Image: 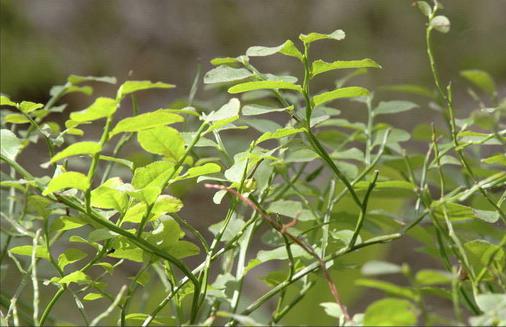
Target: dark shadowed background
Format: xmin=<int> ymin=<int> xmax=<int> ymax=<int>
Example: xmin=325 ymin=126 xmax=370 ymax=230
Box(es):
xmin=1 ymin=0 xmax=505 ymax=325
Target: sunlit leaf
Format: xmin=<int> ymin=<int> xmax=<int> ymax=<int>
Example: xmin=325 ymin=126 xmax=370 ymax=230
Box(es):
xmin=364 ymin=298 xmax=417 ymax=326
xmin=110 ymin=110 xmax=184 ymax=136
xmin=461 ymin=69 xmax=496 ymax=95
xmin=246 ymin=40 xmax=303 ymax=61
xmin=137 ymin=126 xmax=185 ymax=162
xmin=50 ymin=141 xmax=102 ymax=163
xmin=42 ymin=171 xmax=90 ymax=195
xmin=117 ymin=80 xmax=175 ymax=99
xmin=58 ymin=248 xmax=87 ymax=270
xmin=69 ymin=97 xmax=118 ymax=123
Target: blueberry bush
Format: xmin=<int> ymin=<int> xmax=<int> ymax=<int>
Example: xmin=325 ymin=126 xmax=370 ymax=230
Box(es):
xmin=0 ymin=1 xmax=505 ymax=326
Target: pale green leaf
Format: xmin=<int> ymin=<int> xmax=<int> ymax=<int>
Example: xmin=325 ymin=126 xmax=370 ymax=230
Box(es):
xmin=50 ymin=141 xmax=102 ymax=163
xmin=374 ymin=101 xmax=418 ymax=115
xmin=300 ymin=29 xmax=345 ymax=44
xmin=461 ymin=69 xmax=496 ymax=95
xmin=110 ymin=109 xmax=184 ymax=136
xmin=311 ymin=58 xmax=381 ymax=77
xmin=50 ymin=216 xmax=86 ymax=234
xmin=361 ymin=261 xmax=402 ymax=276
xmin=205 ymin=98 xmax=240 ymax=122
xmin=117 ymin=80 xmax=175 ymax=99
xmin=356 ymin=278 xmax=417 ymax=300
xmin=68 ymin=74 xmax=116 ymax=85
xmin=42 ymin=171 xmax=90 ymax=195
xmin=246 ymin=40 xmax=303 ymax=61
xmin=242 ymin=104 xmax=292 ymax=116
xmin=268 ymin=200 xmax=314 ymax=221
xmin=312 ymin=86 xmax=369 ymax=107
xmin=430 ymin=15 xmax=450 ymax=33
xmin=415 ymin=269 xmax=452 ymax=285
xmin=204 ymin=65 xmax=253 ymax=84
xmin=416 ymin=1 xmax=432 ymax=17
xmin=228 ymin=81 xmax=303 ymax=94
xmin=0 ymin=129 xmax=22 ymax=160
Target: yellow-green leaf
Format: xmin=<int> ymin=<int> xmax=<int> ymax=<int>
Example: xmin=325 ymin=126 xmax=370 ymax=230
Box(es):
xmin=110 ymin=109 xmax=184 ymax=136
xmin=69 ymin=97 xmax=118 ymax=123
xmin=311 ymin=58 xmax=381 ymax=77
xmin=299 ymin=29 xmax=345 ymax=44
xmin=312 ymin=86 xmax=369 ymax=107
xmin=228 ymin=81 xmax=303 ymax=94
xmin=117 ymin=80 xmax=175 ymax=99
xmin=137 ymin=126 xmax=185 ymax=162
xmin=42 ymin=172 xmax=90 ymax=195
xmin=246 ymin=40 xmax=303 ymax=61
xmin=50 ymin=141 xmax=102 ymax=163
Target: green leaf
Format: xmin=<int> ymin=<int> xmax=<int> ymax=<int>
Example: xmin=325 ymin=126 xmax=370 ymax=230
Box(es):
xmin=203 ymin=65 xmax=253 ymax=84
xmin=299 ymin=29 xmax=345 ymax=44
xmin=431 ymin=202 xmax=500 ymax=223
xmin=177 ymin=163 xmax=221 ymax=181
xmin=464 ymin=239 xmax=505 ymax=278
xmin=58 ymin=248 xmax=87 ymax=270
xmin=137 ymin=126 xmax=185 ymax=162
xmin=415 ymin=269 xmax=452 ymax=285
xmin=146 ymin=218 xmax=199 ymax=259
xmin=50 ymin=141 xmax=102 ymax=163
xmin=69 ymin=97 xmax=118 ymax=123
xmin=110 ymin=109 xmax=184 ymax=137
xmin=122 ymin=195 xmax=183 ymax=224
xmin=209 ymin=219 xmax=245 ymax=243
xmin=26 ymin=195 xmax=52 ymax=218
xmin=228 ymin=81 xmax=302 ymax=94
xmin=482 ymin=154 xmax=506 ymax=167
xmin=132 ymin=161 xmax=175 ymax=190
xmin=460 ymin=69 xmax=496 ymax=95
xmin=364 ymin=298 xmax=417 ymax=326
xmin=416 ymin=1 xmax=432 ymax=17
xmin=311 ymin=58 xmax=381 ymax=77
xmin=90 ymin=177 xmax=129 ymax=212
xmin=205 ymin=98 xmax=240 ymax=122
xmin=4 ymin=114 xmax=30 ymax=124
xmin=361 ymin=260 xmax=402 ymax=276
xmin=381 ymin=84 xmax=435 ymax=98
xmin=268 ymin=200 xmax=315 ymax=221
xmin=430 ymin=15 xmax=451 ymax=33
xmin=116 ymin=80 xmax=175 ymax=99
xmin=68 ymin=74 xmax=116 ymax=85
xmin=9 ymin=245 xmax=49 ymax=260
xmin=246 ymin=40 xmax=303 ymax=61
xmin=312 ymin=87 xmax=369 ymax=107
xmin=83 ymin=293 xmax=104 ymax=301
xmin=19 ymin=101 xmax=44 ymax=114
xmin=320 ymin=302 xmax=345 ymax=319
xmin=472 ymin=209 xmax=500 ymax=224
xmin=0 ymin=95 xmax=17 ymax=107
xmin=0 ymin=129 xmax=22 ymax=160
xmin=210 ymin=56 xmax=241 ymax=66
xmin=356 ymin=278 xmax=418 ymax=300
xmin=242 ymin=104 xmax=292 ymax=116
xmin=256 ymin=127 xmax=304 ymax=144
xmin=42 ymin=171 xmax=90 ymax=195
xmin=50 ymin=216 xmax=86 ymax=234
xmin=55 ymin=271 xmax=90 ymax=286
xmin=374 ymin=101 xmax=418 ymax=115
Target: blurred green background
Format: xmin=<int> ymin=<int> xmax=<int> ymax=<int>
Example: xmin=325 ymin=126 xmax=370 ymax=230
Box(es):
xmin=1 ymin=0 xmax=505 ymax=325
